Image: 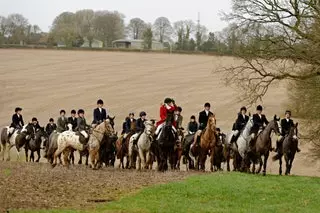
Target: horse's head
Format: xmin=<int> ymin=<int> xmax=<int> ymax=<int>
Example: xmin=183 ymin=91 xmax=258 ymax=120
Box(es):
xmin=144 ymin=120 xmax=154 ymax=136
xmin=292 ymin=123 xmax=299 ymax=140
xmin=217 ymin=133 xmax=226 ymax=146
xmin=36 ymin=127 xmax=48 ymax=144
xmin=108 ymin=116 xmax=115 ymax=129
xmin=67 ymin=123 xmax=73 ymax=131
xmin=102 ymin=119 xmax=116 ymax=136
xmin=21 ymin=124 xmax=33 ymax=136
xmin=207 ymin=115 xmax=216 ymax=132
xmin=273 ymin=115 xmax=281 ymax=136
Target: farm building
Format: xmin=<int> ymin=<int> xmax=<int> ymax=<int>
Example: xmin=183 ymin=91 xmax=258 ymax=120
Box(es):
xmin=81 ymin=38 xmax=103 ymax=48
xmin=112 ymin=39 xmax=164 ymax=50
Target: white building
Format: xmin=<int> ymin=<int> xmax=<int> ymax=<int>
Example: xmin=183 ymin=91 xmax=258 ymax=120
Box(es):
xmin=112 ymin=39 xmax=164 ymax=50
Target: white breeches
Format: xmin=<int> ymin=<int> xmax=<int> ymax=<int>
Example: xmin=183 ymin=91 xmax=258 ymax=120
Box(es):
xmin=9 ymin=127 xmax=14 ymax=134
xmin=80 ymin=130 xmax=88 ymax=138
xmin=233 ymin=130 xmax=239 ymax=137
xmin=155 ymin=123 xmax=177 ymax=135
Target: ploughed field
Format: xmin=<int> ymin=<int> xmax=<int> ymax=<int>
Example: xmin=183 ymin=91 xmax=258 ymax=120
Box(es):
xmin=0 ymin=49 xmax=320 ymax=211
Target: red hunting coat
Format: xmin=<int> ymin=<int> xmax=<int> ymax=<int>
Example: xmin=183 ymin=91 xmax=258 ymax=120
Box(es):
xmin=156 ymin=104 xmax=177 ymax=127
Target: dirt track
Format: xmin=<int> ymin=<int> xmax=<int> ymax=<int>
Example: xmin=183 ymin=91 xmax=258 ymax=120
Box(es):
xmin=0 ymin=49 xmax=320 ymax=210
xmin=0 ymin=161 xmax=194 ymax=211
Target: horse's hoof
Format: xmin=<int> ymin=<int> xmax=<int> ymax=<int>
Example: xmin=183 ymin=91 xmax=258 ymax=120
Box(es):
xmin=51 ymin=163 xmax=57 ymax=168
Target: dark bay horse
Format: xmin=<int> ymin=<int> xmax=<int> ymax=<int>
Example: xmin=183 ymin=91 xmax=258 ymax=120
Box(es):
xmin=157 ymin=121 xmax=176 ymax=172
xmin=251 ymin=115 xmax=280 ymax=175
xmin=273 ymin=123 xmax=299 ymax=175
xmin=25 ymin=127 xmax=48 ymax=162
xmin=116 ymin=124 xmax=136 ymax=169
xmin=99 ymin=134 xmax=118 ymax=167
xmin=199 ymin=115 xmax=217 ymax=171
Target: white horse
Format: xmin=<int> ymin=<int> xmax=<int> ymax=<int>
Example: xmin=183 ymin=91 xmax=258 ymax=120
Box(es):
xmin=130 ymin=121 xmax=155 ymax=170
xmin=0 ymin=124 xmax=30 ymax=161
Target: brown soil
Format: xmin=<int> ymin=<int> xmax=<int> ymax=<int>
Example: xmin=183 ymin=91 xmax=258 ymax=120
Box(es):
xmin=0 ymin=161 xmax=195 ymax=211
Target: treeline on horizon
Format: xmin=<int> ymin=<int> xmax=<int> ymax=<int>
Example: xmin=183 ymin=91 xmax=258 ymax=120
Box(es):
xmin=0 ymin=9 xmax=253 ymax=54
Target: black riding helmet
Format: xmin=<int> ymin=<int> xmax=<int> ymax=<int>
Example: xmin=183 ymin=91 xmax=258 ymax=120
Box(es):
xmin=129 ymin=112 xmax=134 ymax=116
xmin=285 ymin=110 xmax=291 ymax=116
xmin=49 ymin=118 xmax=54 ymax=122
xmin=71 ymin=109 xmax=76 ymax=114
xmin=97 ymin=99 xmax=104 ymax=105
xmin=176 ymin=106 xmax=182 ymax=112
xmin=204 ymin=103 xmax=211 ymax=108
xmin=140 ymin=111 xmax=146 ymax=117
xmin=164 ymin=98 xmax=172 ymax=104
xmin=60 ymin=109 xmax=66 ymax=114
xmin=32 ymin=117 xmax=38 ymax=122
xmin=190 ymin=115 xmax=196 ymax=120
xmin=256 ymin=105 xmax=263 ymax=111
xmin=78 ymin=109 xmax=85 ymax=114
xmin=15 ymin=107 xmax=22 ymax=112
xmin=240 ymin=106 xmax=247 ymax=112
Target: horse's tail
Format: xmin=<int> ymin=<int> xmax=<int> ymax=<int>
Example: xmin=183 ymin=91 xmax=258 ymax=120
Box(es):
xmin=272 ymin=153 xmax=281 ymax=161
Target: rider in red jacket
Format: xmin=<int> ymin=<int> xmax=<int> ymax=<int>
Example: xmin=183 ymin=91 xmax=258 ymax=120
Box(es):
xmin=155 ymin=98 xmax=177 ymax=139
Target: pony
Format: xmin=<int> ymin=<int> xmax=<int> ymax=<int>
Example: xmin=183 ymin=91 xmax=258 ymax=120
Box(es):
xmin=25 ymin=127 xmax=48 ymax=162
xmin=251 ymin=115 xmax=280 ymax=175
xmin=213 ymin=132 xmax=227 ymax=171
xmin=156 ymin=118 xmax=176 ymax=172
xmin=186 ymin=134 xmax=201 ymax=170
xmin=272 ymin=123 xmax=299 ymax=175
xmin=0 ymin=124 xmax=32 ymax=161
xmin=116 ymin=122 xmax=136 ymax=169
xmin=133 ymin=120 xmax=155 ymax=170
xmin=88 ymin=120 xmax=116 ymax=169
xmin=170 ymin=128 xmax=184 ymax=170
xmin=199 ymin=115 xmax=217 ymax=171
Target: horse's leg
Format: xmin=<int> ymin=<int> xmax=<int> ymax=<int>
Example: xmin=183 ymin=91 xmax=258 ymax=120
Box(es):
xmin=52 ymin=148 xmax=63 ymax=168
xmin=210 ymin=148 xmax=215 ymax=172
xmin=25 ymin=147 xmax=29 ymax=162
xmin=85 ymin=152 xmax=89 ymax=166
xmin=36 ymin=149 xmax=41 ymax=162
xmin=62 ymin=149 xmax=70 ymax=168
xmin=138 ymin=148 xmax=144 ymax=170
xmin=289 ymin=154 xmax=295 ymax=175
xmin=226 ymin=152 xmax=230 ymax=172
xmin=78 ymin=150 xmax=83 ymax=165
xmin=146 ymin=151 xmax=151 ymax=170
xmin=1 ymin=143 xmax=6 ymax=161
xmin=30 ymin=151 xmax=34 ymax=162
xmin=6 ymin=144 xmax=12 ymax=161
xmin=262 ymin=152 xmax=269 ymax=176
xmin=256 ymin=155 xmax=263 ymax=174
xmin=279 ymin=154 xmax=283 ymax=175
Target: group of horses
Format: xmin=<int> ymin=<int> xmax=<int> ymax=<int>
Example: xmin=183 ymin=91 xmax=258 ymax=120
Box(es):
xmin=0 ymin=114 xmax=299 ymax=175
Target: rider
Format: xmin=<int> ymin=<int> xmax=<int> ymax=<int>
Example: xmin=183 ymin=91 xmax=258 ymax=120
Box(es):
xmin=155 ymin=98 xmax=177 ymax=140
xmin=56 ymin=110 xmax=68 ymax=133
xmin=9 ymin=107 xmax=24 ymax=138
xmin=174 ymin=106 xmax=184 ymax=130
xmin=45 ymin=118 xmax=57 ymax=136
xmin=92 ymin=99 xmax=107 ymax=126
xmin=30 ymin=117 xmax=41 ymax=139
xmin=75 ymin=109 xmax=91 ymax=143
xmin=68 ymin=109 xmax=77 ymax=131
xmin=193 ymin=102 xmax=214 ymax=145
xmin=123 ymin=112 xmax=136 ymax=143
xmin=230 ymin=106 xmax=249 ymax=143
xmin=187 ymin=115 xmax=198 ymax=135
xmin=276 ymin=110 xmax=301 ymax=152
xmin=131 ymin=111 xmax=147 ymax=145
xmin=251 ymin=105 xmax=269 ymax=140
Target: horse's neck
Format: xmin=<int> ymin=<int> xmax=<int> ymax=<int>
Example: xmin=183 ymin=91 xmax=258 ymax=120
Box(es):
xmin=242 ymin=123 xmax=252 ymax=137
xmin=262 ymin=123 xmax=273 ymax=137
xmin=203 ymin=126 xmax=215 ymax=140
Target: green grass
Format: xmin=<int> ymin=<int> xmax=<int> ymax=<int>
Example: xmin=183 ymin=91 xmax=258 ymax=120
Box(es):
xmin=3 ymin=168 xmax=11 ymax=176
xmin=12 ymin=173 xmax=320 ymax=213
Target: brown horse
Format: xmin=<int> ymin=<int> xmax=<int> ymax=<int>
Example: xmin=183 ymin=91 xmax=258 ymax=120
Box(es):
xmin=199 ymin=115 xmax=217 ymax=171
xmin=251 ymin=115 xmax=280 ymax=175
xmin=116 ymin=122 xmax=136 ymax=169
xmin=170 ymin=128 xmax=184 ymax=170
xmin=273 ymin=123 xmax=299 ymax=175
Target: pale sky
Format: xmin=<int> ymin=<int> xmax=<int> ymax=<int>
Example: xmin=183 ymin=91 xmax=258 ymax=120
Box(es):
xmin=0 ymin=0 xmax=231 ymax=33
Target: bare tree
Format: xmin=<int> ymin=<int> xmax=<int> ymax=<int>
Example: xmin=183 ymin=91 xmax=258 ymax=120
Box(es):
xmin=153 ymin=17 xmax=172 ymax=43
xmin=127 ymin=18 xmax=146 ymax=39
xmin=6 ymin=13 xmax=29 ymax=44
xmin=219 ymin=0 xmax=320 ymax=105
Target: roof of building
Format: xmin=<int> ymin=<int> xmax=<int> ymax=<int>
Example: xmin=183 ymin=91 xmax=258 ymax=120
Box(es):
xmin=112 ymin=39 xmax=163 ymax=44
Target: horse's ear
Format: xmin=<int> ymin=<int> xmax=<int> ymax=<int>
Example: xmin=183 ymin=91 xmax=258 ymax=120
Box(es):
xmin=249 ymin=112 xmax=251 ymax=117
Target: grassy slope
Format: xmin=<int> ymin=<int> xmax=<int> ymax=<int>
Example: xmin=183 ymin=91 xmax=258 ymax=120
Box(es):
xmin=13 ymin=173 xmax=320 ymax=213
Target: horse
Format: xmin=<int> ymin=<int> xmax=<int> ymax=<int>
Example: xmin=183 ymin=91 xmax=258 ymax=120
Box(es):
xmin=0 ymin=124 xmax=32 ymax=161
xmin=99 ymin=134 xmax=118 ymax=167
xmin=116 ymin=122 xmax=136 ymax=169
xmin=251 ymin=115 xmax=281 ymax=175
xmin=156 ymin=120 xmax=176 ymax=172
xmin=213 ymin=133 xmax=227 ymax=171
xmin=133 ymin=120 xmax=155 ymax=170
xmin=184 ymin=134 xmax=200 ymax=170
xmin=25 ymin=127 xmax=48 ymax=162
xmin=52 ymin=120 xmax=114 ymax=169
xmin=272 ymin=123 xmax=299 ymax=175
xmin=229 ymin=116 xmax=254 ymax=172
xmin=199 ymin=115 xmax=217 ymax=172
xmin=88 ymin=120 xmax=116 ymax=169
xmin=170 ymin=128 xmax=184 ymax=170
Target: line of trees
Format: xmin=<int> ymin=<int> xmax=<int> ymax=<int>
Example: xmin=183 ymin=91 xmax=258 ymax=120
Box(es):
xmin=0 ymin=10 xmax=245 ymax=53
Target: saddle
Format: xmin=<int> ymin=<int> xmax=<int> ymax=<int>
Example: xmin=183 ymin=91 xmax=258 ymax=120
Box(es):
xmin=76 ymin=132 xmax=89 ymax=145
